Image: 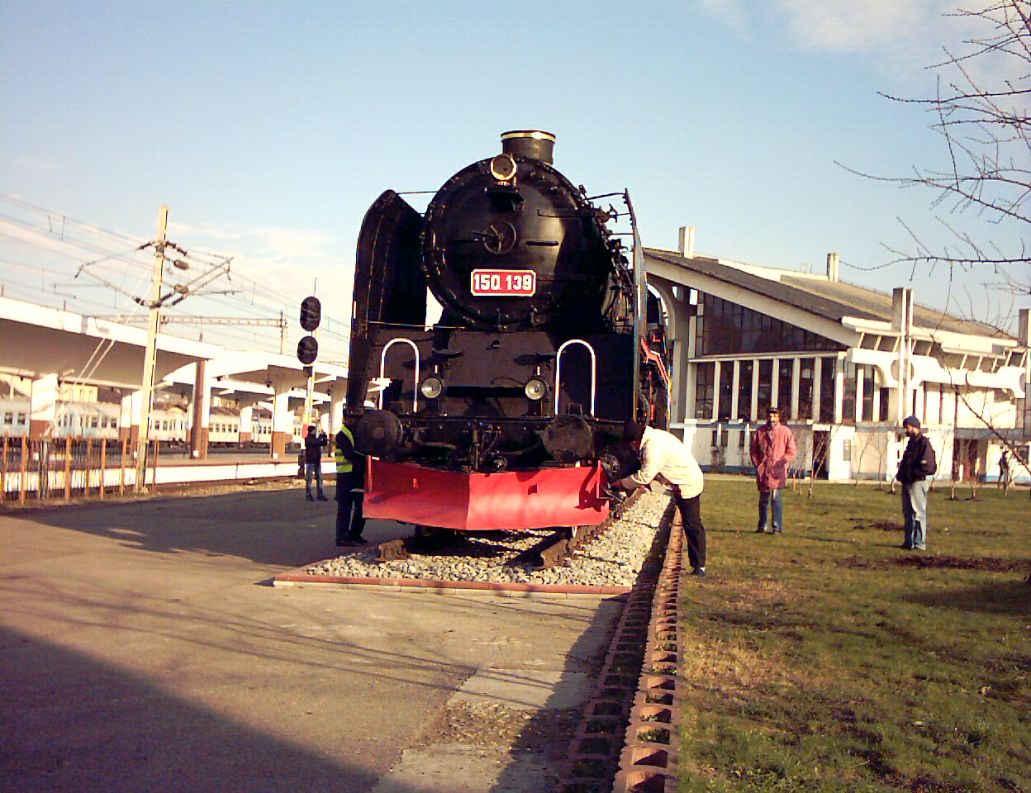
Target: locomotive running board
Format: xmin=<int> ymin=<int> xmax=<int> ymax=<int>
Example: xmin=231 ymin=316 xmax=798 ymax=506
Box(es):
xmin=364 ymin=460 xmax=610 ymax=531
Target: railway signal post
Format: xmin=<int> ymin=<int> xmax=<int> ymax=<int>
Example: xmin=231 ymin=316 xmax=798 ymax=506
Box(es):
xmin=298 ymin=295 xmax=321 ymax=427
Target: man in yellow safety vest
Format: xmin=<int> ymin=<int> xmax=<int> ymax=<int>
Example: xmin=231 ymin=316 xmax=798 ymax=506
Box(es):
xmin=334 ymin=422 xmax=366 ymax=546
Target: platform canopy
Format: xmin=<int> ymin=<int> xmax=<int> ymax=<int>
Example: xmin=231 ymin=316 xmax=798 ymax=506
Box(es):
xmin=0 ymin=296 xmax=222 ymax=389
xmin=161 ymin=350 xmax=349 ymax=396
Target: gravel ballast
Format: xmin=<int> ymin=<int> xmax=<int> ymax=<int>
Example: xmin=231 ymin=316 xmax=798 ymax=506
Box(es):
xmin=305 ymin=487 xmax=674 ymax=588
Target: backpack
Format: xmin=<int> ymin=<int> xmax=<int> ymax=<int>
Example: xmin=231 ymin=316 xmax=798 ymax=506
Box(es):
xmin=921 ymin=442 xmax=937 ymax=477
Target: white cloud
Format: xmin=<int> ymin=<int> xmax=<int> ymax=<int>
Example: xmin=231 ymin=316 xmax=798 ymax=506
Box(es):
xmin=171 ymin=220 xmax=345 ymax=296
xmin=705 ymin=1 xmax=981 ymax=62
xmin=11 ymin=155 xmax=61 ymax=174
xmin=175 ymin=221 xmax=334 ymax=263
xmin=699 ymin=0 xmax=749 ymax=35
xmin=704 ymin=0 xmax=1024 ymax=91
xmin=778 ymin=0 xmax=954 ymax=53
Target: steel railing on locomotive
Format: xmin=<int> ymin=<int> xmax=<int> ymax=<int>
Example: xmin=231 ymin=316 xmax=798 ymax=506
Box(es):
xmin=346 ymin=131 xmax=663 ymax=530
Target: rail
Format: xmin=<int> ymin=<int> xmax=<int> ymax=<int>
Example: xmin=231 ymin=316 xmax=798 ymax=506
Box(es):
xmin=379 ymin=338 xmax=421 ymax=413
xmin=555 ymin=338 xmax=597 ymax=416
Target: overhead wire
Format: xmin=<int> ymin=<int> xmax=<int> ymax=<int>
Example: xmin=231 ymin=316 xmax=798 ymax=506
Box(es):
xmin=0 ymin=196 xmax=353 ymax=357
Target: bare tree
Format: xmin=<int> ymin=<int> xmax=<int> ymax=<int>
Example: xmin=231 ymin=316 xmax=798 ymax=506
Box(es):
xmin=791 ymin=427 xmax=812 ymax=493
xmin=873 ymin=430 xmax=891 ymax=488
xmin=808 ymin=430 xmax=831 ymax=500
xmin=846 ymin=1 xmax=1030 ymax=504
xmin=841 ymin=0 xmax=1030 ymax=316
xmin=852 ymin=428 xmax=880 ymax=487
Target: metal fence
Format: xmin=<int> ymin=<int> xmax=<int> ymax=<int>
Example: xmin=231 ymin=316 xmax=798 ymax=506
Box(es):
xmin=0 ymin=436 xmax=161 ymax=504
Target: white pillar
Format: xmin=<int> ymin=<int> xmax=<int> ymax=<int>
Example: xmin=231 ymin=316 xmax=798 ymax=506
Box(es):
xmin=791 ymin=358 xmax=801 ymax=421
xmin=270 ymin=382 xmax=293 ymax=460
xmin=119 ymin=390 xmax=142 ymax=445
xmin=749 ymin=359 xmax=759 ymax=422
xmin=893 ymin=287 xmax=914 ymax=424
xmin=239 ymin=404 xmax=254 ymax=443
xmin=813 ymin=359 xmax=823 ymax=423
xmin=661 ymin=284 xmax=694 ymax=427
xmin=189 ymin=359 xmax=211 ymax=459
xmin=329 ymin=382 xmax=345 ymax=434
xmin=711 ymin=361 xmax=722 ymax=420
xmin=682 ymin=308 xmax=698 ymax=423
xmin=834 ymin=354 xmax=845 ymax=425
xmin=29 ymin=373 xmax=59 ymax=438
xmin=1019 ymin=308 xmax=1030 ymax=435
xmin=730 ymin=361 xmax=740 ymax=420
xmin=856 ymin=366 xmax=866 ymax=423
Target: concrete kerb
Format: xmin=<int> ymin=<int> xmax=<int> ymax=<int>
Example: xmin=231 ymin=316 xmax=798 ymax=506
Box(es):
xmin=273 ymin=557 xmax=633 ymax=599
xmin=557 ymin=497 xmax=678 ymax=793
xmin=610 ymin=509 xmax=686 ymax=793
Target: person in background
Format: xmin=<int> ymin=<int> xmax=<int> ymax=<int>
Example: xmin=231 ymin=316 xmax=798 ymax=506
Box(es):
xmin=998 ymin=449 xmax=1010 ymax=490
xmin=749 ymin=406 xmax=797 ymax=535
xmin=334 ymin=421 xmax=367 ymax=546
xmin=895 ymin=416 xmax=935 ymax=551
xmin=304 ymin=424 xmax=329 ymax=502
xmin=617 ymin=420 xmax=708 ymax=577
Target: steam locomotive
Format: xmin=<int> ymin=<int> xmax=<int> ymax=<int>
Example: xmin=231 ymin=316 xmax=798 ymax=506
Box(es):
xmin=347 ymin=131 xmax=669 ymax=531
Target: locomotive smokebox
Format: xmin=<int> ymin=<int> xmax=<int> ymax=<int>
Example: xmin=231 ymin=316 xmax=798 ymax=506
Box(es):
xmin=501 ymin=130 xmax=555 ymax=164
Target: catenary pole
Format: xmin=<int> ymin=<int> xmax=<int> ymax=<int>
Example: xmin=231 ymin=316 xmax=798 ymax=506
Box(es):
xmin=134 ymin=205 xmax=169 ymax=492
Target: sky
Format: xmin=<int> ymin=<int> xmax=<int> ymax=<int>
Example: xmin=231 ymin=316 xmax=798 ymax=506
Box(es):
xmin=1 ymin=0 xmax=1027 ymax=362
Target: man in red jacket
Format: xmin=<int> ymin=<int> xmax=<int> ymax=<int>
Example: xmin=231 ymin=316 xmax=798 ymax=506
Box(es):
xmin=749 ymin=407 xmax=797 ymax=535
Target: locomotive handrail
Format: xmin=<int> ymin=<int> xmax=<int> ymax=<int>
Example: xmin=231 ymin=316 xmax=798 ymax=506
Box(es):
xmin=379 ymin=338 xmax=421 ymax=412
xmin=555 ymin=339 xmax=596 ymax=416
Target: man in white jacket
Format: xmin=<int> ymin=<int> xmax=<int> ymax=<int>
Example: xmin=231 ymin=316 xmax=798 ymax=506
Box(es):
xmin=617 ymin=421 xmax=707 ymax=577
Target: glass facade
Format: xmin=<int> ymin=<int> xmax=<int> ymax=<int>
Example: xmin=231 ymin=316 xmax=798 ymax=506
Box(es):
xmin=777 ymin=359 xmax=793 ymax=418
xmin=842 ymin=361 xmax=857 ymax=424
xmin=717 ymin=362 xmax=733 ymax=421
xmin=757 ymin=359 xmax=773 ymax=415
xmin=690 ymin=354 xmax=854 ymax=426
xmin=799 ymin=358 xmax=814 ymax=420
xmin=695 ymin=362 xmax=714 ymax=420
xmin=697 ymin=295 xmax=844 ymax=355
xmin=859 ymin=365 xmax=875 ymax=421
xmin=684 ymin=292 xmax=908 ymax=431
xmin=737 ymin=361 xmax=753 ymax=420
xmin=818 ymin=358 xmax=836 ymax=423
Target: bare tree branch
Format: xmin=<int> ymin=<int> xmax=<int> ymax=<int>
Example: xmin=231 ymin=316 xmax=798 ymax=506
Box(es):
xmin=841 ymin=0 xmax=1030 ymax=314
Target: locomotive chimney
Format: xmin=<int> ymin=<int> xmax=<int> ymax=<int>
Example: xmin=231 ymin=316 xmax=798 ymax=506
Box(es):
xmin=500 ymin=130 xmax=556 ymax=164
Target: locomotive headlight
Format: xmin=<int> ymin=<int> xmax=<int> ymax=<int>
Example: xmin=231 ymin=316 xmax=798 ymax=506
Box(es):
xmin=420 ymin=376 xmax=444 ymax=400
xmin=524 ymin=377 xmax=547 ymax=401
xmin=490 ymin=153 xmax=517 ymax=182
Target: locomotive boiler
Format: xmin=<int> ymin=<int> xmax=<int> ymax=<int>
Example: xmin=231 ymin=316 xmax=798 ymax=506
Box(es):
xmin=347 ymin=130 xmax=669 ymax=531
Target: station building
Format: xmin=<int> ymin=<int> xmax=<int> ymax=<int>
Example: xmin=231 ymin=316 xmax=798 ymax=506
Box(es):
xmin=646 ymin=230 xmax=1030 ymax=483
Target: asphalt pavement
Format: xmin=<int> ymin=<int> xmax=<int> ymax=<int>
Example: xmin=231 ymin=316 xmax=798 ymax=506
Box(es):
xmin=0 ymin=485 xmax=621 ymax=792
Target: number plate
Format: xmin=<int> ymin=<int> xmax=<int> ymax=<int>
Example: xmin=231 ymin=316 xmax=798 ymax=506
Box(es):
xmin=470 ymin=269 xmax=536 ymax=297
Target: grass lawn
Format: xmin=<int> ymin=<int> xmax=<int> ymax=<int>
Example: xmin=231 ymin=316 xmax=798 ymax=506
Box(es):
xmin=678 ymin=477 xmax=1030 ymax=793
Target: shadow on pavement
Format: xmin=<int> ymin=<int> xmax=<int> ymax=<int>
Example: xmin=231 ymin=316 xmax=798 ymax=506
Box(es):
xmin=6 ymin=487 xmax=399 ymax=568
xmin=0 ymin=623 xmax=429 ymax=793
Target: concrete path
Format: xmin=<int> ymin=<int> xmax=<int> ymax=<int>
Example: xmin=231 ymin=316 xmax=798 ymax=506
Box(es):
xmin=0 ymin=486 xmax=621 ymax=792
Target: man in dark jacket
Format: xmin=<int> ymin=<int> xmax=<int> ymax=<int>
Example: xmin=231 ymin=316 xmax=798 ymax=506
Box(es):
xmin=895 ymin=416 xmax=934 ymax=550
xmin=334 ymin=422 xmax=366 ymax=546
xmin=304 ymin=424 xmax=329 ymax=501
